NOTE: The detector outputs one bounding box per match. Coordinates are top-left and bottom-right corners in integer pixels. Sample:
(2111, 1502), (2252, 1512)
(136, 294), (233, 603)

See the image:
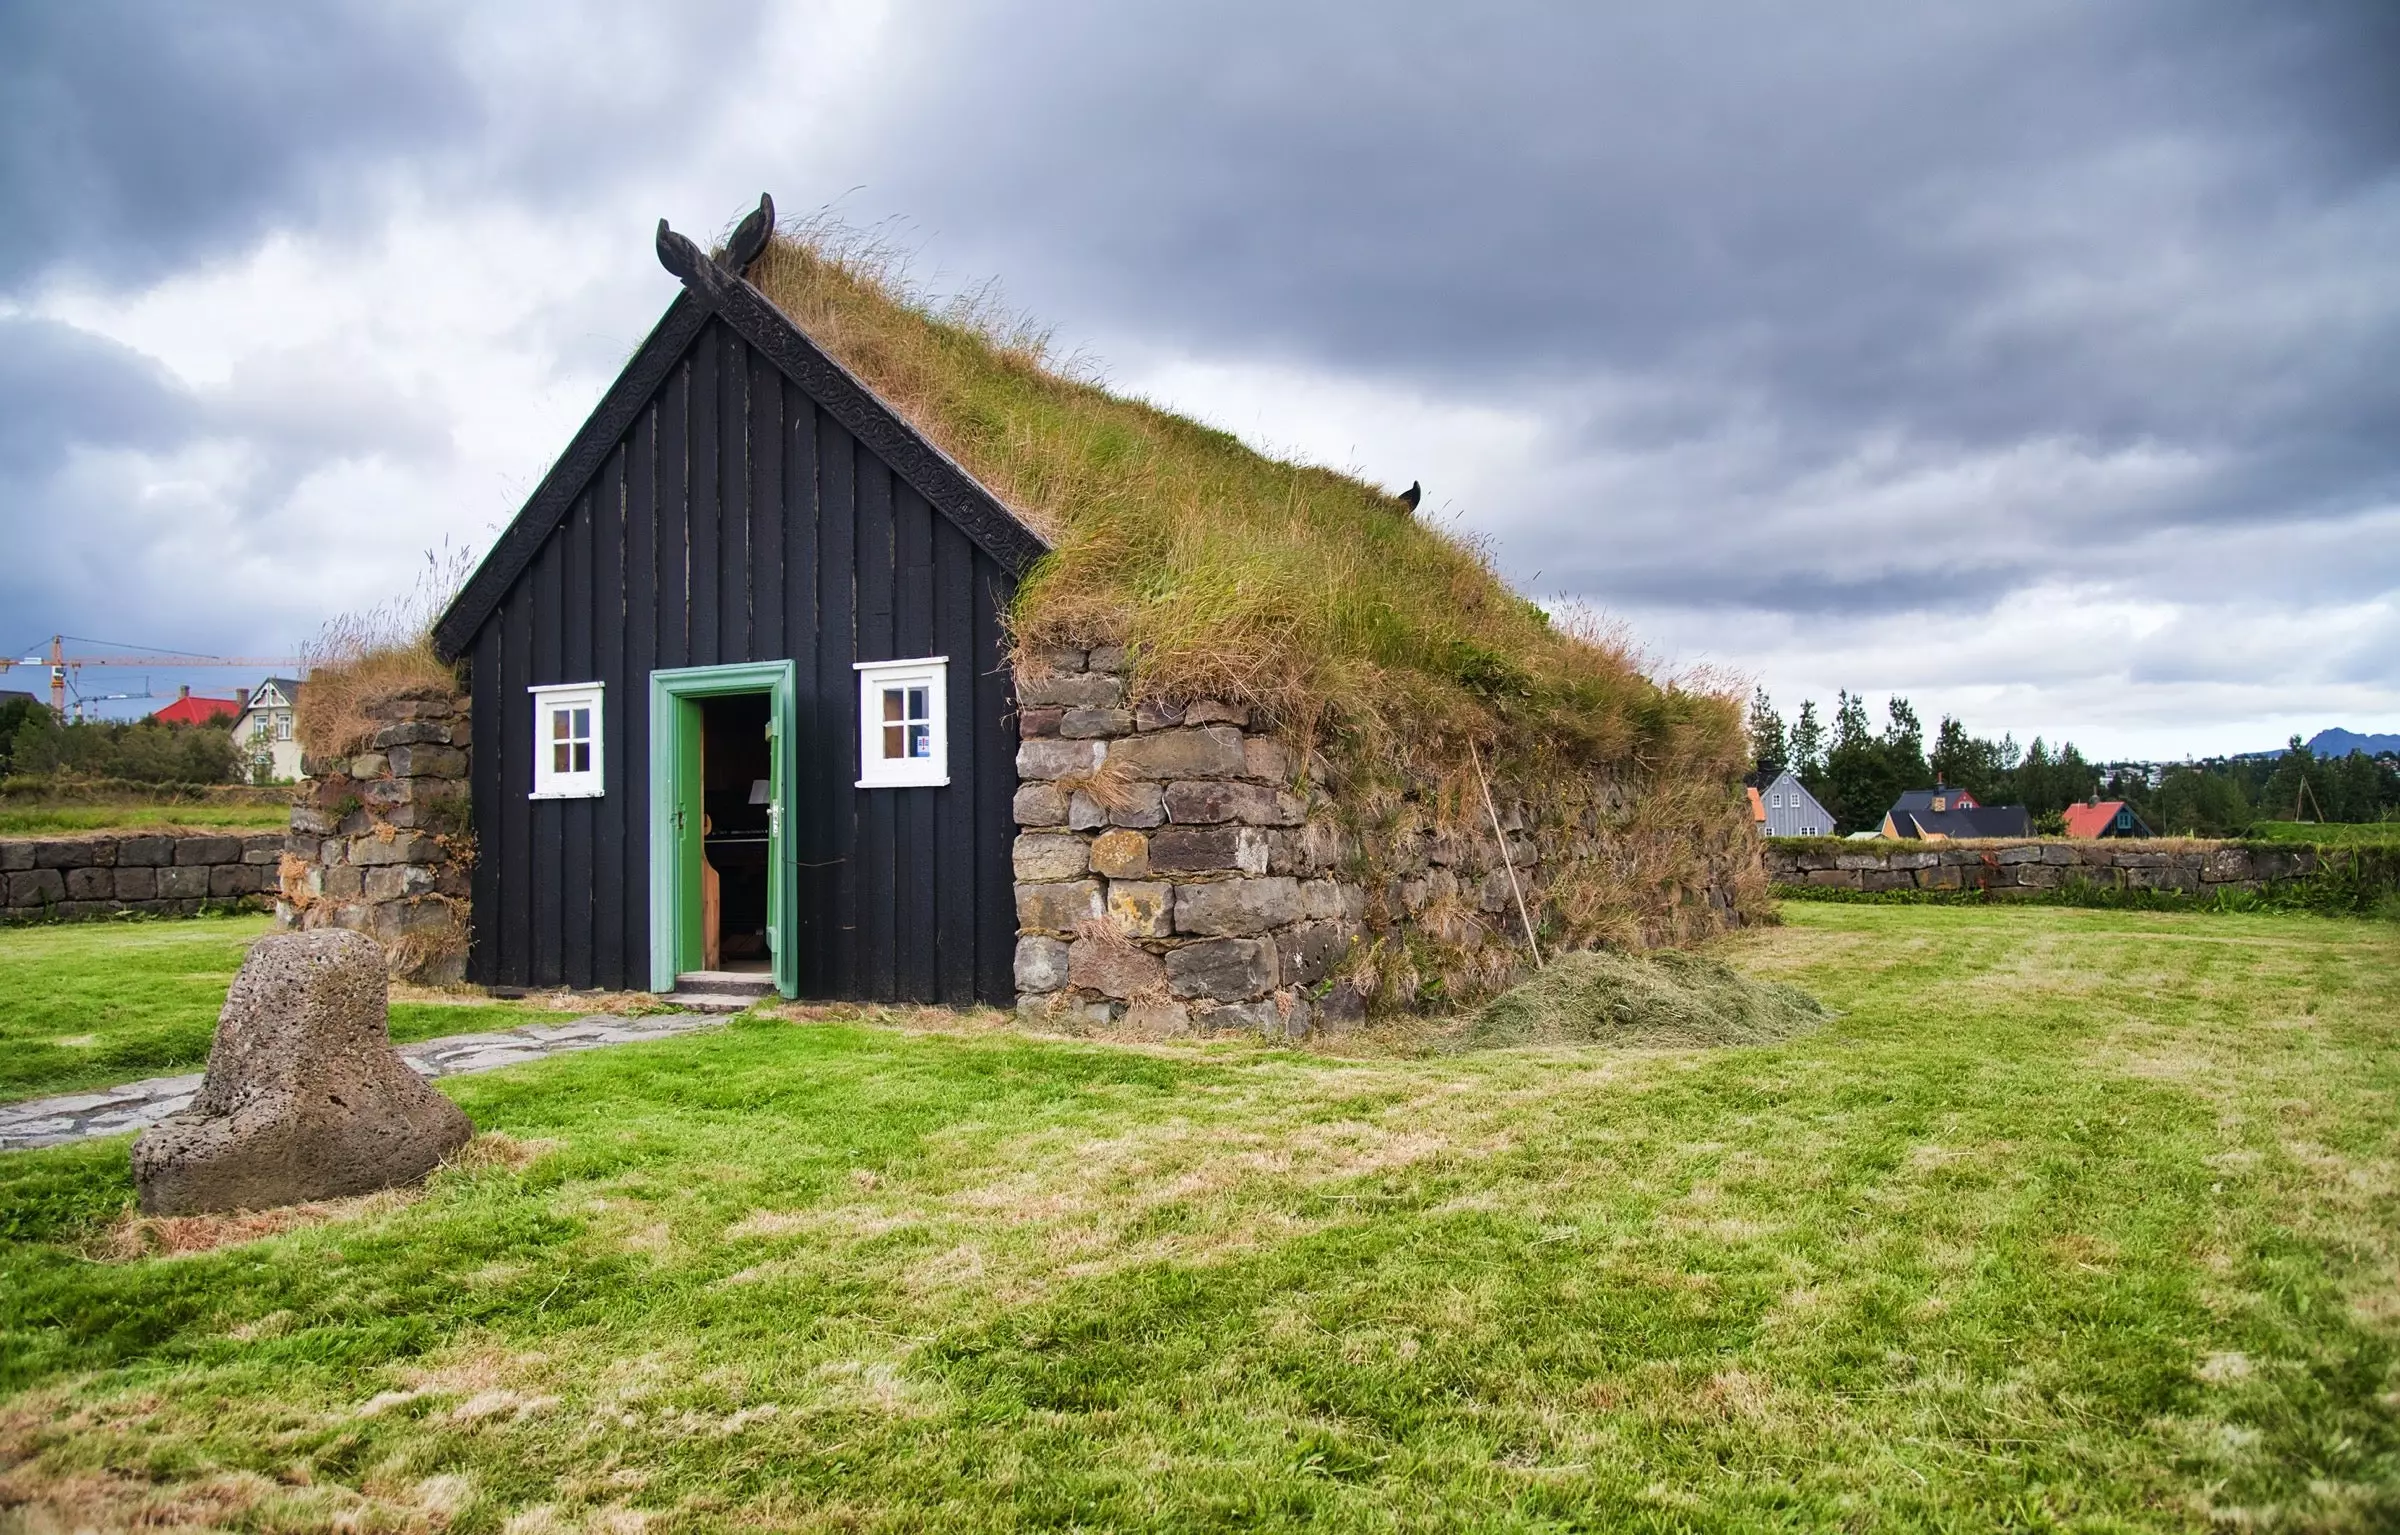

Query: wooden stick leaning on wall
(1469, 738), (1544, 970)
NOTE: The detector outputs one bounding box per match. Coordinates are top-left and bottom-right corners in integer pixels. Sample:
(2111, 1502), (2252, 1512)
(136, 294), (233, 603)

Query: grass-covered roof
(743, 229), (1744, 788)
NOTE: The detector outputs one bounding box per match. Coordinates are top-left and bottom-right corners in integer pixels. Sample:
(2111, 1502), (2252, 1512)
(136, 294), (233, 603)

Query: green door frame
(647, 661), (799, 996)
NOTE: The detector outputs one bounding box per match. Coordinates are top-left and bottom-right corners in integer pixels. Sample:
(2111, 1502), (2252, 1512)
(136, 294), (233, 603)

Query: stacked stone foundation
(1, 833), (281, 922)
(1011, 648), (1757, 1037)
(276, 690), (474, 984)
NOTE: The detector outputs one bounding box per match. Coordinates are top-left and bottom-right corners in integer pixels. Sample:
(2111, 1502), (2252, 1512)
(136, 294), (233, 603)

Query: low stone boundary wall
(0, 832), (281, 922)
(1764, 838), (2322, 894)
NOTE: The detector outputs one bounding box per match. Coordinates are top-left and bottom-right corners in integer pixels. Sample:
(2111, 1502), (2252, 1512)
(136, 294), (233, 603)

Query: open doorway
(698, 692), (773, 972)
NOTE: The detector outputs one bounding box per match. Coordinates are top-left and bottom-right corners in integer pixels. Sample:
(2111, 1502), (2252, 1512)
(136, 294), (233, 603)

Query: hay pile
(1434, 948), (1826, 1053)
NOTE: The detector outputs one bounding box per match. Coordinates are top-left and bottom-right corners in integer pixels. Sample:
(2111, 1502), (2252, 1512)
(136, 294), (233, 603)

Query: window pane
(572, 707), (590, 739)
(883, 688), (904, 722)
(573, 742), (591, 773)
(883, 723), (904, 758)
(908, 722), (930, 758)
(553, 743), (570, 773)
(552, 709), (569, 739)
(907, 686), (929, 721)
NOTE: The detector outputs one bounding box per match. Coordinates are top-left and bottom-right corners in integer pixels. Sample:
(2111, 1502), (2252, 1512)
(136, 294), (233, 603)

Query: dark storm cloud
(0, 317), (197, 472)
(0, 2), (479, 290)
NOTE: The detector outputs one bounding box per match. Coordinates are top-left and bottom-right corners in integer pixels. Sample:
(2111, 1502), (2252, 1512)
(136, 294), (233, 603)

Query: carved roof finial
(725, 193), (774, 275)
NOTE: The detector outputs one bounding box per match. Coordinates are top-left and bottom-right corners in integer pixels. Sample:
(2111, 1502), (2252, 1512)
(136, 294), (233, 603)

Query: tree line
(0, 698), (238, 785)
(1746, 690), (2400, 837)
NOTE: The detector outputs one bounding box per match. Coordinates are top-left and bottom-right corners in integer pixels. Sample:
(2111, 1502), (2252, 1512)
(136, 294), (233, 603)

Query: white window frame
(855, 657), (949, 788)
(529, 682), (606, 799)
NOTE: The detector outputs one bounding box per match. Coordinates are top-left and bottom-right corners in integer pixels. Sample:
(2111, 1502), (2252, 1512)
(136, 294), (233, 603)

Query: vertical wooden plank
(933, 517), (977, 1005)
(781, 387), (823, 993)
(856, 457), (897, 1000)
(750, 351), (785, 664)
(655, 359), (691, 673)
(532, 530), (565, 987)
(593, 444), (628, 989)
(720, 331), (752, 662)
(895, 487), (936, 1000)
(687, 324), (721, 668)
(468, 623), (502, 986)
(562, 492), (596, 989)
(815, 413), (857, 995)
(972, 554), (1020, 1002)
(624, 398), (661, 987)
(499, 584), (535, 989)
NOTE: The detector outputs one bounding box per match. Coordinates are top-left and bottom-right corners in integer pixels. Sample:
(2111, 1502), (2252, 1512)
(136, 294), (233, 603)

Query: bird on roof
(1397, 481), (1421, 512)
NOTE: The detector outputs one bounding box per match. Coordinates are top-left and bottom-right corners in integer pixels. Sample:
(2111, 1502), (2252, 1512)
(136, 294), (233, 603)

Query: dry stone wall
(1765, 838), (2323, 894)
(1010, 648), (1757, 1037)
(276, 689), (473, 984)
(0, 832), (280, 923)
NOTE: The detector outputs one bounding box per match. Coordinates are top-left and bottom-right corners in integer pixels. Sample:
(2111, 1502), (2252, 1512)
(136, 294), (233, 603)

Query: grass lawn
(2, 904), (2396, 1530)
(0, 917), (571, 1102)
(2247, 820), (2400, 846)
(0, 803), (293, 837)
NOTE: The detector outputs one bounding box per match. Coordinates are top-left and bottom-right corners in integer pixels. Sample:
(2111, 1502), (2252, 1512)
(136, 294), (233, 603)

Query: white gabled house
(230, 677), (305, 783)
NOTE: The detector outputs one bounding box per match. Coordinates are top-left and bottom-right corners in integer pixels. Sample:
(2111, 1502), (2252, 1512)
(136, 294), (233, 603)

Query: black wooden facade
(433, 200), (1047, 1003)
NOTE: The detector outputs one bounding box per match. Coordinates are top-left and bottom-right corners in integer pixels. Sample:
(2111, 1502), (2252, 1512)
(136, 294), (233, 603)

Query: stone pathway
(0, 1012), (726, 1153)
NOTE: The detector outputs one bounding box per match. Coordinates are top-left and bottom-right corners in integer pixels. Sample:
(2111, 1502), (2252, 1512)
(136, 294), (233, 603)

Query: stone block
(1017, 672), (1124, 708)
(1017, 879), (1104, 933)
(1069, 937), (1166, 999)
(2201, 849), (2254, 884)
(351, 832), (435, 867)
(113, 867), (157, 901)
(157, 864), (211, 899)
(350, 753), (392, 780)
(1089, 829), (1149, 879)
(1194, 999), (1284, 1036)
(32, 840), (91, 869)
(1833, 853), (1885, 871)
(1107, 726), (1246, 780)
(1133, 698), (1186, 731)
(1067, 791), (1111, 831)
(8, 868), (65, 906)
(1993, 844), (2043, 865)
(1106, 783), (1167, 828)
(2041, 844), (2078, 865)
(1150, 824), (1270, 876)
(131, 929), (472, 1214)
(213, 864), (268, 897)
(387, 743), (468, 779)
(1013, 833), (1091, 882)
(1173, 876), (1303, 936)
(1802, 869), (1859, 887)
(1242, 736), (1292, 784)
(1086, 643), (1130, 674)
(1028, 646), (1088, 673)
(65, 866), (114, 901)
(363, 864), (438, 902)
(1013, 782), (1068, 827)
(0, 842), (29, 872)
(1914, 865), (1961, 890)
(322, 866), (364, 900)
(1164, 780), (1306, 826)
(1119, 999), (1192, 1036)
(1106, 880), (1173, 938)
(368, 721), (453, 749)
(174, 836), (243, 866)
(1167, 937), (1276, 1001)
(1279, 920), (1352, 989)
(1017, 738), (1108, 781)
(1059, 706), (1135, 739)
(1017, 705), (1064, 739)
(1182, 699), (1251, 727)
(1013, 935), (1071, 993)
(1316, 980), (1368, 1031)
(1886, 851), (1938, 870)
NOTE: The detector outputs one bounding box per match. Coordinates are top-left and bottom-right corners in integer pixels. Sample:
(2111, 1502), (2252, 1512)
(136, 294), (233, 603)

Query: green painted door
(673, 696), (704, 974)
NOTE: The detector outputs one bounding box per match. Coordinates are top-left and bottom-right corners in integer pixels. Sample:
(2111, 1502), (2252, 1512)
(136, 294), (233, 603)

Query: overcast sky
(3, 1), (2394, 756)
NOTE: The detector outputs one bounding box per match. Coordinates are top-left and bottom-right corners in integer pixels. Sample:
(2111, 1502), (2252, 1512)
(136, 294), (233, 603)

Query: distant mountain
(2306, 728), (2400, 757)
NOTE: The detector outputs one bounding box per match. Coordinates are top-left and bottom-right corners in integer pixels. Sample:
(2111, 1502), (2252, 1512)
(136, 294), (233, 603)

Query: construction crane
(1, 635), (305, 721)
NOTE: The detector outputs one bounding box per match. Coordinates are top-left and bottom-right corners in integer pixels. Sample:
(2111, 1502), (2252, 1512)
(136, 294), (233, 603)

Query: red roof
(2060, 801), (2128, 839)
(152, 693), (243, 727)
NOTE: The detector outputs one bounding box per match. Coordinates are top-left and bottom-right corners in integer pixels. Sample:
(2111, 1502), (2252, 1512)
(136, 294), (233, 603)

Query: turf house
(403, 195), (1763, 1026)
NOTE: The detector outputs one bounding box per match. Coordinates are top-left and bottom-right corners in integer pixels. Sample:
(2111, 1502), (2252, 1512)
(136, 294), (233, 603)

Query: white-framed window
(855, 657), (948, 788)
(1770, 793), (1782, 807)
(529, 682), (605, 799)
(275, 713), (293, 742)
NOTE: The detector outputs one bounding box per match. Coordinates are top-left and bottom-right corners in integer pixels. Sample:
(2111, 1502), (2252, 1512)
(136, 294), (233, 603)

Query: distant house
(1882, 785), (2032, 840)
(2061, 799), (2152, 839)
(230, 678), (305, 782)
(151, 685), (245, 728)
(1747, 769), (1837, 837)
